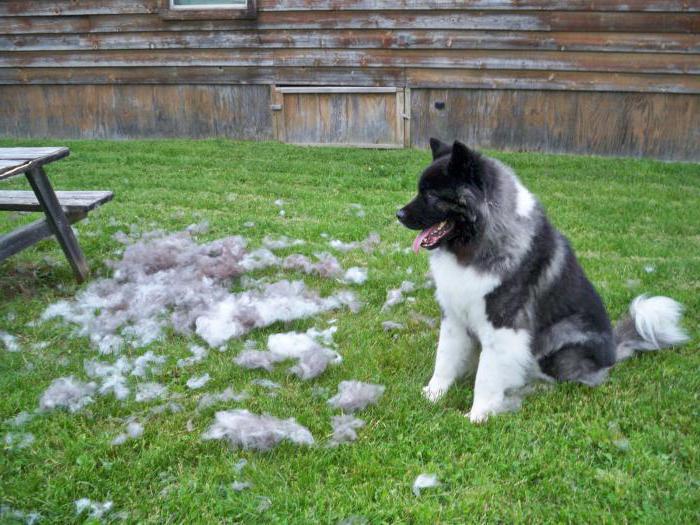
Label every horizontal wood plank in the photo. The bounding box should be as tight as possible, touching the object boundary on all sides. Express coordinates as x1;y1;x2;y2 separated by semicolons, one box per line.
405;68;700;93
1;49;696;75
0;148;70;179
1;0;696;16
1;67;697;94
0;190;114;213
3;29;697;54
1;12;697;35
0;147;68;160
277;86;399;93
0;0;159;17
0;66;407;87
257;1;700;12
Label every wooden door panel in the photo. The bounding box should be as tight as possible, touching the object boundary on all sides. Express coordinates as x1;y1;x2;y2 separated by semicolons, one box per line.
272;86;407;148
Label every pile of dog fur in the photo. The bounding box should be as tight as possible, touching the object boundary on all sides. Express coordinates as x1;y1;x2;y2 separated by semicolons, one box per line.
30;226;386;454
42;229;364;352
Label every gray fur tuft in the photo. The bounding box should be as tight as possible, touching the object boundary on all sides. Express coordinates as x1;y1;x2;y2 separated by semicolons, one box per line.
614;295;689;361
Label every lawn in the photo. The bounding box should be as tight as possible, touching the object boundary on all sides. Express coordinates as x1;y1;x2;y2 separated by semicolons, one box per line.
0;139;698;524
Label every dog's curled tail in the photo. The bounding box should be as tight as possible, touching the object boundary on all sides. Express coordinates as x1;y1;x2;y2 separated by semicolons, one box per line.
613;295;689;362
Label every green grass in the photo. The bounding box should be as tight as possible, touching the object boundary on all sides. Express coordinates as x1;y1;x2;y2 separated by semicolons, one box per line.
0;139;698;524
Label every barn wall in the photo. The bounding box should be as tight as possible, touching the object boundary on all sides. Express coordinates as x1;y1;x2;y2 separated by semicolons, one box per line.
0;0;698;159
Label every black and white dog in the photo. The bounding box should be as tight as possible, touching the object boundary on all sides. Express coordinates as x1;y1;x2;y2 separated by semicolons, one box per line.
397;139;689;423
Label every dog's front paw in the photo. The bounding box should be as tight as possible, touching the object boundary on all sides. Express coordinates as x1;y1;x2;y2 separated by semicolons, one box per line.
421;383;447;403
465;408;491;424
467;396;512;423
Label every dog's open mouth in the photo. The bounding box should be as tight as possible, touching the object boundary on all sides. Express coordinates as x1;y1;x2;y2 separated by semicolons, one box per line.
412;221;454;253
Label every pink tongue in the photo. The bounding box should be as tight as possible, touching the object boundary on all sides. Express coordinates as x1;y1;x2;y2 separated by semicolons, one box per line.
412;226;435;254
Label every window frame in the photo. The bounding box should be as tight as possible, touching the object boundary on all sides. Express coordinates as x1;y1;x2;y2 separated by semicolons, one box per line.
160;0;257;20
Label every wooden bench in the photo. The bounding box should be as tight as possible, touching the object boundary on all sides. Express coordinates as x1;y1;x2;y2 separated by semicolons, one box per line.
0;147;114;282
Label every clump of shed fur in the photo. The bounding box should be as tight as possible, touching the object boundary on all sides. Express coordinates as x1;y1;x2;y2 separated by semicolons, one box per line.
329;415;365;446
202;409;314;451
39;376;97;413
234;326;341;379
328;381;385;413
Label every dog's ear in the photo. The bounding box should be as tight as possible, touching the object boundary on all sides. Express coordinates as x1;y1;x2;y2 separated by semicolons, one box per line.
448;141;483;189
429;137;451;160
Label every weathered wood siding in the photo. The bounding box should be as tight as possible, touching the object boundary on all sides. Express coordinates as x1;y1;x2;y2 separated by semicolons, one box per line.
0;85;271;139
411;89;698;160
0;1;698;159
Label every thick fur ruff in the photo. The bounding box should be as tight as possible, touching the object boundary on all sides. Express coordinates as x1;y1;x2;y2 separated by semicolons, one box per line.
397;139;689;422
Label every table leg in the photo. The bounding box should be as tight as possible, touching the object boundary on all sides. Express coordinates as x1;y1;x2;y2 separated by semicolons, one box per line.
25;166;89;282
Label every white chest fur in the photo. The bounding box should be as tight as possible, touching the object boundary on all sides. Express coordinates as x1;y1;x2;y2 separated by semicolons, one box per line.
429;249;501;339
427;248;535;423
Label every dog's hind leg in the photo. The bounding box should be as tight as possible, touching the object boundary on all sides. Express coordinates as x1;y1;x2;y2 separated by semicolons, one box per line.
538;344;613;387
422;317;478;403
468;328;536;423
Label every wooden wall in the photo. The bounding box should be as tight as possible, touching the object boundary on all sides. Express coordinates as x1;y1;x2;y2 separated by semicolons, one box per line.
411;89;698;160
0;85;271;139
0;1;698;159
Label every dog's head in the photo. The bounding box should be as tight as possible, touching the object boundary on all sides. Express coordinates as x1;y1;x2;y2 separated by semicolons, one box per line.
397;138;487;254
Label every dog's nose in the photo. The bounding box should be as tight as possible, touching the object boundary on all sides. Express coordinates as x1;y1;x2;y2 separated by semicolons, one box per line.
396;209;406;222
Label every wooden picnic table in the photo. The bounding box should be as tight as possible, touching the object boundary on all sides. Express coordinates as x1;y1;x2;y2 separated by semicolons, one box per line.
0;147;113;283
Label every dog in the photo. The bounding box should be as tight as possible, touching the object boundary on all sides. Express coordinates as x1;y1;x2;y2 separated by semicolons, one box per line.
397;138;689;423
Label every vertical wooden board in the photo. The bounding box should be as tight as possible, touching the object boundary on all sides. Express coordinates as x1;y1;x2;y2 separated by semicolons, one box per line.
283;92;323;143
571;93;626;156
282;93;305;143
401;87;410;147
311;93;325;143
395;89;404;146
346;93;395;145
316;93;333;143
271;85;286;142
326;93;351;143
287;93;342;144
410;88;449;148
328;93;348;142
281;93;300;142
410;88;700;160
642;93;699;159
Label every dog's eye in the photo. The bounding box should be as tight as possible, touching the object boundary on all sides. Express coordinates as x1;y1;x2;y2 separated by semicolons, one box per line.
433;192;458;206
425;191;440;203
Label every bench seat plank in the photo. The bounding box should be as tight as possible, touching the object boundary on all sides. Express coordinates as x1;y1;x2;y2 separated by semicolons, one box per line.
0;190;114;213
